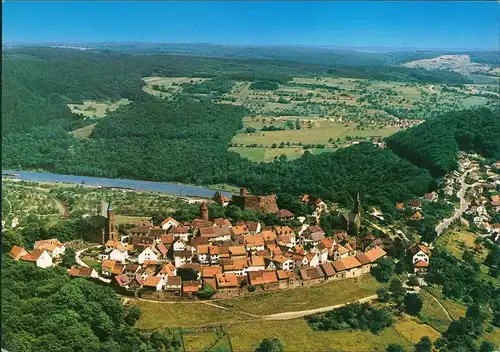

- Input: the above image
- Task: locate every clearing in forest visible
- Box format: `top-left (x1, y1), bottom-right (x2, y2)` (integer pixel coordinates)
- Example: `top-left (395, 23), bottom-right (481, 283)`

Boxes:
top-left (68, 98), bottom-right (130, 118)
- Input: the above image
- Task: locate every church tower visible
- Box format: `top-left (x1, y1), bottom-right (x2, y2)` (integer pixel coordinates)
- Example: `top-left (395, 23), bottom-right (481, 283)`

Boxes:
top-left (106, 199), bottom-right (118, 242)
top-left (354, 190), bottom-right (361, 215)
top-left (200, 202), bottom-right (209, 221)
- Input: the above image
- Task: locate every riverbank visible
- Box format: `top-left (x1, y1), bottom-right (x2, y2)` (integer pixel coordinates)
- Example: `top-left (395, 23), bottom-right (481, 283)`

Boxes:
top-left (2, 169), bottom-right (233, 199)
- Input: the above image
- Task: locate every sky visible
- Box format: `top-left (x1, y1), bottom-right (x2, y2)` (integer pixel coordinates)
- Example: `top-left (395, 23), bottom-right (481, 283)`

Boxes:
top-left (3, 2), bottom-right (499, 50)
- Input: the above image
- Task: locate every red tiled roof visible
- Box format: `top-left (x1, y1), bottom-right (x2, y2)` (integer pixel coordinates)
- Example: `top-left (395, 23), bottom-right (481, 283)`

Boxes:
top-left (248, 270), bottom-right (278, 285)
top-left (300, 266), bottom-right (325, 280)
top-left (201, 266), bottom-right (223, 278)
top-left (320, 262), bottom-right (336, 276)
top-left (414, 260), bottom-right (429, 268)
top-left (332, 256), bottom-right (362, 272)
top-left (9, 245), bottom-right (27, 260)
top-left (114, 274), bottom-right (130, 287)
top-left (356, 246), bottom-right (387, 265)
top-left (166, 276), bottom-right (181, 287)
top-left (183, 280), bottom-right (200, 293)
top-left (143, 276), bottom-right (162, 288)
top-left (22, 249), bottom-right (46, 262)
top-left (157, 243), bottom-right (168, 256)
top-left (215, 273), bottom-right (239, 288)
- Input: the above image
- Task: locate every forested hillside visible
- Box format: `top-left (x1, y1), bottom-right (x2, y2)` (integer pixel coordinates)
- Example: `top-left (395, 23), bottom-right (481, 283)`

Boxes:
top-left (2, 259), bottom-right (182, 351)
top-left (386, 108), bottom-right (500, 176)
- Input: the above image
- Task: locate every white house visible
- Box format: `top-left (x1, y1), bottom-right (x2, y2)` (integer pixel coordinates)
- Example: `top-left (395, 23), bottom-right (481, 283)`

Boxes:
top-left (410, 244), bottom-right (429, 264)
top-left (333, 245), bottom-right (350, 261)
top-left (34, 239), bottom-right (66, 259)
top-left (312, 243), bottom-right (329, 264)
top-left (173, 239), bottom-right (187, 251)
top-left (160, 217), bottom-right (180, 230)
top-left (196, 245), bottom-right (210, 265)
top-left (306, 252), bottom-right (319, 268)
top-left (156, 262), bottom-right (176, 280)
top-left (272, 255), bottom-right (295, 271)
top-left (109, 248), bottom-right (128, 264)
top-left (22, 249), bottom-right (53, 268)
top-left (138, 246), bottom-right (159, 264)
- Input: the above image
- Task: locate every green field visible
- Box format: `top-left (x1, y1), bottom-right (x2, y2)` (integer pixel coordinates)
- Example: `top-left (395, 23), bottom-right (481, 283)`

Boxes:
top-left (135, 302), bottom-right (250, 329)
top-left (227, 318), bottom-right (414, 352)
top-left (183, 331), bottom-right (232, 352)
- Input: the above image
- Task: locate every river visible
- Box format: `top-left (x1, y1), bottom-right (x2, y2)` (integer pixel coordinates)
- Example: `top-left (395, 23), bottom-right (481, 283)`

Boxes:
top-left (2, 170), bottom-right (233, 199)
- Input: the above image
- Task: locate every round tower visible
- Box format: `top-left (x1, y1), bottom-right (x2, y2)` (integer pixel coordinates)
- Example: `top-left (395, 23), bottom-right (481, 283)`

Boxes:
top-left (200, 202), bottom-right (209, 221)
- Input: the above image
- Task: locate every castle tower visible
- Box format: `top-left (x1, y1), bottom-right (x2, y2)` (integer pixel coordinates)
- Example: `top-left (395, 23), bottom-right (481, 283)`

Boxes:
top-left (106, 199), bottom-right (118, 242)
top-left (200, 202), bottom-right (209, 221)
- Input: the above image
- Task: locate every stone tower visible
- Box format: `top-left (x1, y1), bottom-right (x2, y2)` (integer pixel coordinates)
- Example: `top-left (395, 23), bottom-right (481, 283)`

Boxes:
top-left (106, 199), bottom-right (118, 242)
top-left (200, 202), bottom-right (209, 221)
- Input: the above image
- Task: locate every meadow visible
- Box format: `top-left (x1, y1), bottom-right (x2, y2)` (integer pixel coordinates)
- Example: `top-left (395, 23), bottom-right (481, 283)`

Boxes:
top-left (68, 98), bottom-right (130, 118)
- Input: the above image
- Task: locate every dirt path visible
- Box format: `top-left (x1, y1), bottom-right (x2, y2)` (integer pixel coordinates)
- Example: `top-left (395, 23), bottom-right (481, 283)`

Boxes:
top-left (261, 295), bottom-right (378, 320)
top-left (425, 290), bottom-right (452, 321)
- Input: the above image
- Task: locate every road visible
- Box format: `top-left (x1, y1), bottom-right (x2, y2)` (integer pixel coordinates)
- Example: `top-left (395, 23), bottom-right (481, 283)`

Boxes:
top-left (75, 245), bottom-right (111, 283)
top-left (261, 295), bottom-right (378, 320)
top-left (435, 169), bottom-right (478, 237)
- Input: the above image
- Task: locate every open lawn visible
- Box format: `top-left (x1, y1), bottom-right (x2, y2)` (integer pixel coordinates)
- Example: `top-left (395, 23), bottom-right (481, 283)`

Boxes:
top-left (68, 99), bottom-right (130, 118)
top-left (394, 316), bottom-right (441, 344)
top-left (71, 123), bottom-right (96, 139)
top-left (134, 301), bottom-right (250, 329)
top-left (220, 276), bottom-right (383, 315)
top-left (227, 319), bottom-right (413, 352)
top-left (419, 289), bottom-right (451, 333)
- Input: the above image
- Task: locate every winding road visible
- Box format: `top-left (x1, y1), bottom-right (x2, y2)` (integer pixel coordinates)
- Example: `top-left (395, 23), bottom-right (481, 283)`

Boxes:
top-left (435, 168), bottom-right (478, 237)
top-left (75, 245), bottom-right (111, 283)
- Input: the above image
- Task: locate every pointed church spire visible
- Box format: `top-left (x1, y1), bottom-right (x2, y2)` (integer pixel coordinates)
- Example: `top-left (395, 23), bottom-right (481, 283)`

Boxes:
top-left (354, 189), bottom-right (361, 215)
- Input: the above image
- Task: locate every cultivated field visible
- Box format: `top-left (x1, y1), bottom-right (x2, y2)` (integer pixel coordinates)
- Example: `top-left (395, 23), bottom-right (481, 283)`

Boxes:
top-left (141, 74), bottom-right (495, 162)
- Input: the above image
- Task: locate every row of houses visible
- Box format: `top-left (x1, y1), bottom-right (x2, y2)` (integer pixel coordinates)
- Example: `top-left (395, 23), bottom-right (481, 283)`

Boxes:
top-left (8, 239), bottom-right (66, 268)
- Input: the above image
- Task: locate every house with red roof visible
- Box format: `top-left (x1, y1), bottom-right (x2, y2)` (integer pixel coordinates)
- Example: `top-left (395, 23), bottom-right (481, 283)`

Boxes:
top-left (21, 249), bottom-right (53, 268)
top-left (8, 245), bottom-right (28, 260)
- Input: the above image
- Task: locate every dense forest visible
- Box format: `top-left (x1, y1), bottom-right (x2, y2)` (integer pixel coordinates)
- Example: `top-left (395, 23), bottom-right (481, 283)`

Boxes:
top-left (3, 93), bottom-right (434, 207)
top-left (2, 259), bottom-right (182, 352)
top-left (387, 108), bottom-right (500, 176)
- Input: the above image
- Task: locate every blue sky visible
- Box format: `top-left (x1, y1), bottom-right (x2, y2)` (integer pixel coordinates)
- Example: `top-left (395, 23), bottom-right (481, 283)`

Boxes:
top-left (3, 2), bottom-right (499, 50)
